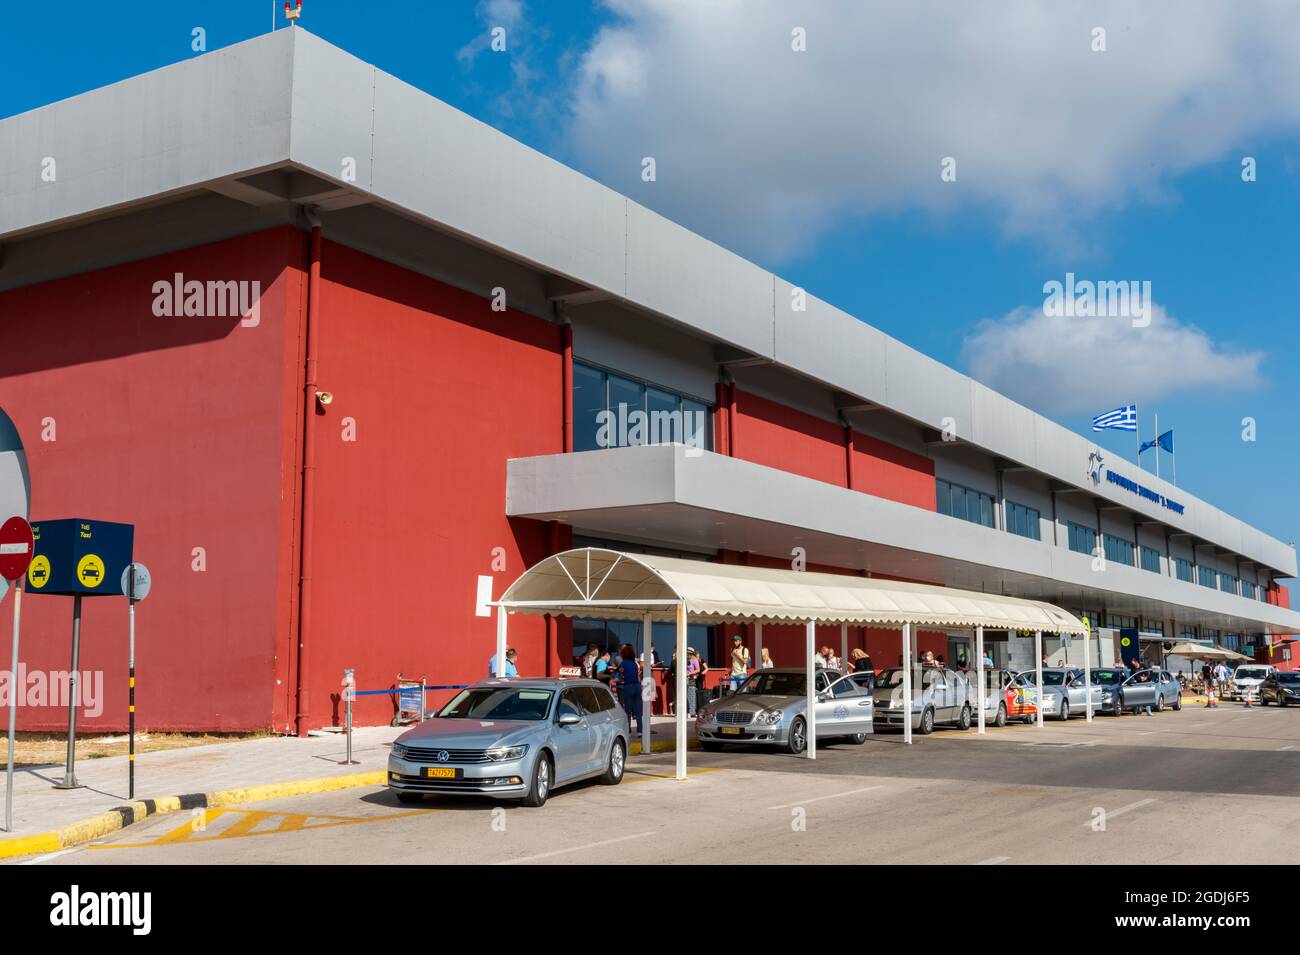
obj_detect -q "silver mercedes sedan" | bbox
[387,678,629,808]
[1012,668,1106,720]
[695,667,873,754]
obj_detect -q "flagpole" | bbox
[1134,401,1140,469]
[1154,412,1159,480]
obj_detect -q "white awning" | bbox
[498,548,1087,634]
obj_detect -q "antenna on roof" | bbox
[284,1,303,25]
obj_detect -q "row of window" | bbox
[1005,501,1042,541]
[573,361,711,453]
[936,479,996,528]
[1063,525,1265,598]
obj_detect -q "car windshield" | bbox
[875,668,947,688]
[438,687,554,721]
[1089,670,1127,685]
[1277,673,1300,684]
[1019,671,1068,686]
[737,672,808,696]
[1235,668,1268,681]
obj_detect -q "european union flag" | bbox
[1139,430,1174,454]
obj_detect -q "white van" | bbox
[1229,664,1274,701]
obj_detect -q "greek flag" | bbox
[1092,403,1137,432]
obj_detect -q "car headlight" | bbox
[486,745,528,761]
[391,742,408,759]
[757,709,783,725]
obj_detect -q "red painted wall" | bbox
[732,388,935,509]
[0,228,305,731]
[299,240,565,728]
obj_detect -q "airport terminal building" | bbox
[1,30,1297,733]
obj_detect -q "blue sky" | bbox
[3,1,1297,565]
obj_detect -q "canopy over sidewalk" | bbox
[494,548,1089,778]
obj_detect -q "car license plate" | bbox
[720,726,742,736]
[425,767,458,779]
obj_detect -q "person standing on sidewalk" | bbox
[729,634,750,691]
[618,644,642,732]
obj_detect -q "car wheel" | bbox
[958,705,972,731]
[599,738,626,785]
[1154,694,1164,713]
[1058,700,1070,722]
[1173,693,1182,711]
[700,740,724,752]
[521,752,552,808]
[1278,695,1287,708]
[785,716,807,754]
[995,703,1007,728]
[395,791,424,804]
[918,707,935,735]
[846,732,868,745]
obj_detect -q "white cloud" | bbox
[960,302,1266,415]
[564,0,1300,262]
[458,0,526,65]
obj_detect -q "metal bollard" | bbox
[339,668,359,765]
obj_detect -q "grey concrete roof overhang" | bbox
[1,28,1294,580]
[507,445,1300,637]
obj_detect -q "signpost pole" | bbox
[5,580,22,831]
[128,565,136,800]
[55,594,84,789]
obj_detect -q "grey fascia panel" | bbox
[970,382,1038,466]
[773,278,887,401]
[0,30,294,239]
[883,337,973,439]
[625,202,775,358]
[288,30,376,194]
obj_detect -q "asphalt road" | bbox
[18,702,1300,865]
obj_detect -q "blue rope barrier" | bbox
[351,685,467,697]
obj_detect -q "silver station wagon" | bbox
[696,667,873,754]
[872,666,975,734]
[387,678,629,808]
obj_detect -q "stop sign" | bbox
[0,516,33,582]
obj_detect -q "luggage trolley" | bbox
[392,674,426,726]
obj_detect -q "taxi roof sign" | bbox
[27,518,134,597]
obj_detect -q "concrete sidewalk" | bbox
[2,726,402,841]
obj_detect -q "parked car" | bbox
[1011,668,1107,720]
[958,668,1017,726]
[1086,668,1132,715]
[387,678,628,808]
[1153,670,1183,710]
[1259,671,1300,706]
[873,666,974,734]
[1229,664,1275,701]
[1114,668,1163,713]
[696,667,873,754]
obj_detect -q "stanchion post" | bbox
[54,594,84,790]
[5,579,23,831]
[339,667,358,765]
[128,564,136,800]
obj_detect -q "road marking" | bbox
[1278,745,1295,751]
[976,856,1009,865]
[19,847,82,865]
[90,806,437,850]
[624,767,724,784]
[1084,797,1157,827]
[495,830,654,865]
[767,785,883,810]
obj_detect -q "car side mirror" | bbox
[817,693,830,702]
[558,712,581,726]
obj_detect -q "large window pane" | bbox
[573,363,606,452]
[606,374,646,447]
[646,387,681,445]
[680,398,710,450]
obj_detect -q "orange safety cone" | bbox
[1205,686,1216,708]
[1243,686,1254,708]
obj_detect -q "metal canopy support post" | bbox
[754,621,763,671]
[902,623,913,745]
[975,624,986,734]
[494,604,507,678]
[55,595,84,790]
[840,622,848,669]
[1035,630,1044,729]
[641,611,652,756]
[1084,624,1094,722]
[805,619,817,759]
[674,603,687,780]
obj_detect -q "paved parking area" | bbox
[16,702,1300,866]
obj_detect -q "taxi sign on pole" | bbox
[26,518,134,597]
[121,562,152,601]
[0,516,33,582]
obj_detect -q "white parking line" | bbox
[767,785,882,810]
[19,847,83,865]
[1083,797,1157,827]
[976,856,1009,865]
[495,831,655,865]
[1277,745,1295,751]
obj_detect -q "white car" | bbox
[1228,664,1274,701]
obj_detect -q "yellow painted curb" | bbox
[0,770,387,862]
[630,737,699,755]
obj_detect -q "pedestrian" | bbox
[1133,668,1155,715]
[665,651,677,716]
[982,649,994,668]
[619,644,642,733]
[686,649,705,716]
[814,647,827,669]
[759,647,774,669]
[921,649,937,668]
[850,648,874,673]
[487,647,518,678]
[580,643,600,679]
[729,634,750,691]
[936,654,947,669]
[595,649,612,684]
[825,647,841,671]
